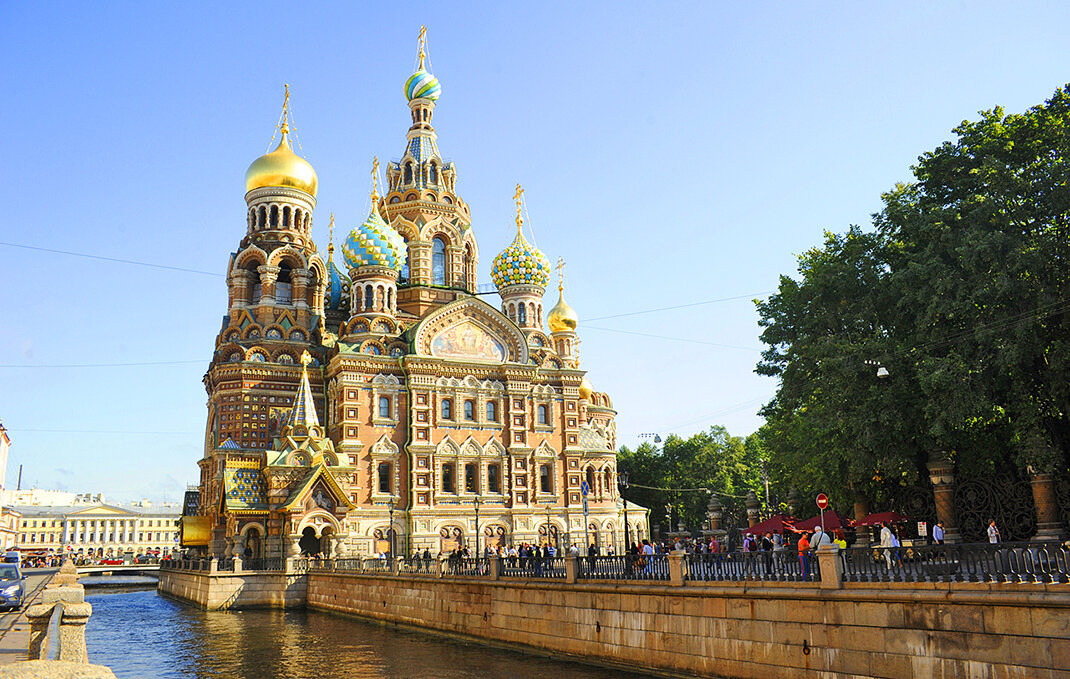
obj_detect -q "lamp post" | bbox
[387,497,396,558]
[472,496,482,556]
[544,497,555,551]
[618,470,630,551]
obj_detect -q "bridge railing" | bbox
[243,557,285,572]
[841,541,1070,584]
[685,551,822,583]
[501,556,566,579]
[578,555,671,582]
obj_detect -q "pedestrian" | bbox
[932,521,945,545]
[811,526,831,550]
[797,532,811,580]
[987,519,1000,544]
[879,523,895,569]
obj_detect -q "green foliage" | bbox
[617,426,762,529]
[757,85,1070,507]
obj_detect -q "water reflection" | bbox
[86,590,656,679]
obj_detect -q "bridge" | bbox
[76,564,160,577]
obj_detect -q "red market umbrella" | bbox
[792,511,854,532]
[743,514,797,535]
[855,511,912,526]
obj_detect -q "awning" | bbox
[180,516,212,547]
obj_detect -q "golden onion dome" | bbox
[579,376,594,400]
[547,285,578,333]
[245,129,318,197]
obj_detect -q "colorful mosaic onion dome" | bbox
[579,376,594,400]
[326,257,350,310]
[491,231,551,289]
[245,130,318,197]
[405,69,441,102]
[342,206,406,272]
[547,286,578,333]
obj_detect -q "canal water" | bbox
[85,589,659,678]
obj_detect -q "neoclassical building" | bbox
[186,30,647,559]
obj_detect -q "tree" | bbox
[757,85,1070,508]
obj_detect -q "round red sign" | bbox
[816,493,829,510]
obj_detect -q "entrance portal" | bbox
[299,526,319,556]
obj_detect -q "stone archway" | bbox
[299,526,319,556]
[243,527,263,559]
[319,525,335,556]
[439,525,465,555]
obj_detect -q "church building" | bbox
[186,29,647,559]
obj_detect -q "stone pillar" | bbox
[927,450,961,543]
[746,490,761,528]
[565,556,579,584]
[257,265,280,325]
[1030,471,1066,541]
[816,544,843,590]
[705,495,722,532]
[668,551,686,587]
[27,586,93,663]
[332,535,348,558]
[489,556,502,580]
[223,536,235,559]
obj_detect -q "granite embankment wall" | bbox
[306,573,1070,679]
[158,570,305,610]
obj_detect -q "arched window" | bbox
[540,465,551,493]
[282,206,291,227]
[398,237,410,284]
[488,464,500,494]
[586,468,595,495]
[538,404,548,425]
[464,463,478,493]
[294,208,302,229]
[404,163,413,184]
[246,265,262,304]
[442,464,455,493]
[258,206,267,227]
[387,287,394,311]
[432,237,447,285]
[464,400,475,421]
[270,205,279,227]
[276,265,292,304]
[464,243,474,287]
[364,286,374,311]
[517,304,527,325]
[378,396,391,418]
[430,163,438,184]
[378,462,392,494]
[486,401,497,422]
[441,399,452,420]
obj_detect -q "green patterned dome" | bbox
[491,230,551,289]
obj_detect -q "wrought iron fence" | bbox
[361,557,392,573]
[398,557,437,575]
[841,541,1070,584]
[443,557,491,577]
[577,555,669,581]
[501,556,566,579]
[217,557,235,572]
[685,550,821,583]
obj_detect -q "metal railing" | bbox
[501,556,566,579]
[841,541,1070,584]
[217,557,235,572]
[243,557,284,572]
[685,551,822,583]
[443,557,491,577]
[578,555,670,581]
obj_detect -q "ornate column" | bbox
[228,271,248,312]
[257,265,280,325]
[333,534,348,558]
[707,494,723,531]
[1029,470,1066,541]
[746,490,761,528]
[927,450,961,543]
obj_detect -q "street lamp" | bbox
[544,497,555,551]
[618,470,630,551]
[472,496,482,556]
[387,497,396,558]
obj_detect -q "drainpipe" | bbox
[397,354,415,557]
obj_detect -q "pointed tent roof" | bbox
[289,351,320,430]
[278,463,357,512]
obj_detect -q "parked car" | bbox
[99,558,124,566]
[0,564,25,610]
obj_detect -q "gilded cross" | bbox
[514,183,524,232]
[417,26,427,69]
[300,350,312,367]
[371,156,381,199]
[556,258,566,290]
[280,83,291,133]
[327,214,335,256]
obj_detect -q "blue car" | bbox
[0,565,24,611]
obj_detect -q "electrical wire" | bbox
[0,360,203,369]
[584,292,770,322]
[0,242,222,277]
[581,325,762,352]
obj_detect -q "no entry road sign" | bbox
[816,493,829,510]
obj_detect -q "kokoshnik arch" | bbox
[185,28,649,560]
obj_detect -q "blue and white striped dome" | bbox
[405,69,441,102]
[325,257,350,311]
[342,207,406,272]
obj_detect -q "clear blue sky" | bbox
[2,2,1068,503]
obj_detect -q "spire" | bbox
[288,351,321,429]
[279,83,291,136]
[513,183,525,238]
[327,214,335,262]
[371,156,381,203]
[417,25,427,71]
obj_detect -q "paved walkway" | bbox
[0,570,57,665]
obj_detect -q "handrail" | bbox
[42,602,64,661]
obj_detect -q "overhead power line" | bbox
[0,241,222,277]
[0,360,204,369]
[584,292,772,322]
[582,325,762,352]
